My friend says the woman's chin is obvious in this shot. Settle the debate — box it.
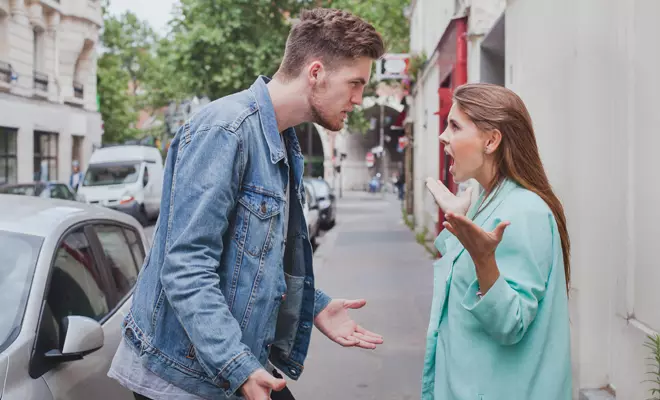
[451,173,466,184]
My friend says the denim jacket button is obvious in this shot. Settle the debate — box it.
[260,201,267,214]
[281,294,287,301]
[289,368,298,376]
[221,381,230,390]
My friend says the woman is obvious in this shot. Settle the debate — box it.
[421,83,571,400]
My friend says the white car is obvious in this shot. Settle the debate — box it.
[0,194,148,400]
[78,145,164,226]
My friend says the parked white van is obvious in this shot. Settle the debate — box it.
[77,146,163,225]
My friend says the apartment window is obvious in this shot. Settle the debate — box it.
[33,131,58,182]
[0,127,17,185]
[33,28,47,92]
[73,39,94,102]
[0,14,9,80]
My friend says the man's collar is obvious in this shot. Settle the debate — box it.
[250,75,303,164]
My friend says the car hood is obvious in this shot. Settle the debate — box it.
[0,353,7,399]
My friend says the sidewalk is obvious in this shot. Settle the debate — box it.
[287,191,435,400]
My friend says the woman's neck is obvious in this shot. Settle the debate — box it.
[475,162,499,195]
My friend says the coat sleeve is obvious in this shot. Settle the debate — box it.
[461,206,555,345]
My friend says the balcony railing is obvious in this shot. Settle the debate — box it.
[0,62,11,84]
[33,70,48,92]
[73,81,84,99]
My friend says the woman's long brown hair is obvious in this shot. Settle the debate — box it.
[453,83,571,293]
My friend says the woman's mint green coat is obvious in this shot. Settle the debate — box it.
[421,179,572,400]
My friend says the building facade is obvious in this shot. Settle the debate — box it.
[408,0,660,398]
[408,0,504,238]
[505,0,660,398]
[0,0,103,185]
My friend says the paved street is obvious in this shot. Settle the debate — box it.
[288,191,434,400]
[144,191,435,399]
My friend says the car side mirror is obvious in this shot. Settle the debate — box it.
[45,316,104,363]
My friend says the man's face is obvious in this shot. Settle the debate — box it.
[309,57,372,132]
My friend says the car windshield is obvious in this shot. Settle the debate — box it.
[0,230,42,353]
[0,185,44,197]
[84,163,141,186]
[308,179,330,198]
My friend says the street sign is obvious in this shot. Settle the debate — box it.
[366,152,375,167]
[376,53,410,81]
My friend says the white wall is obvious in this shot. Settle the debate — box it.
[409,0,455,238]
[467,0,506,83]
[0,92,102,182]
[411,63,440,237]
[506,0,660,398]
[409,0,504,237]
[410,0,456,57]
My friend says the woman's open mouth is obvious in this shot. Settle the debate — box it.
[447,152,455,174]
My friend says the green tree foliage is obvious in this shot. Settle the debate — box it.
[97,0,410,140]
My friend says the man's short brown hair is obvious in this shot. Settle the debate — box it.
[277,8,385,79]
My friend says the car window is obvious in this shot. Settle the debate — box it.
[93,225,139,299]
[0,185,41,196]
[84,162,141,186]
[38,187,51,198]
[123,227,145,269]
[310,179,330,198]
[51,184,75,200]
[0,231,42,353]
[48,228,110,328]
[142,166,149,186]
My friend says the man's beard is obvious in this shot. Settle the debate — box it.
[310,88,345,132]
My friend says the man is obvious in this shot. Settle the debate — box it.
[69,160,84,191]
[108,8,385,400]
[395,169,405,201]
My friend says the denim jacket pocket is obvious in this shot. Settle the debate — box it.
[235,189,282,258]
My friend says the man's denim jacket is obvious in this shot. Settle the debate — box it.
[121,76,332,399]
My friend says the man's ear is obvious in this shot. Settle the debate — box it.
[307,60,325,84]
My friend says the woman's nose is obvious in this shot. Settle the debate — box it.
[439,129,450,145]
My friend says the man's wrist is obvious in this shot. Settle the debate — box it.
[313,288,332,317]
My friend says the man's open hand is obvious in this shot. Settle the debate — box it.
[314,299,384,349]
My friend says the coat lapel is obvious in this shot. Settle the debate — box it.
[448,179,518,264]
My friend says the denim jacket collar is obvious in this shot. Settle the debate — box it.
[250,76,303,164]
